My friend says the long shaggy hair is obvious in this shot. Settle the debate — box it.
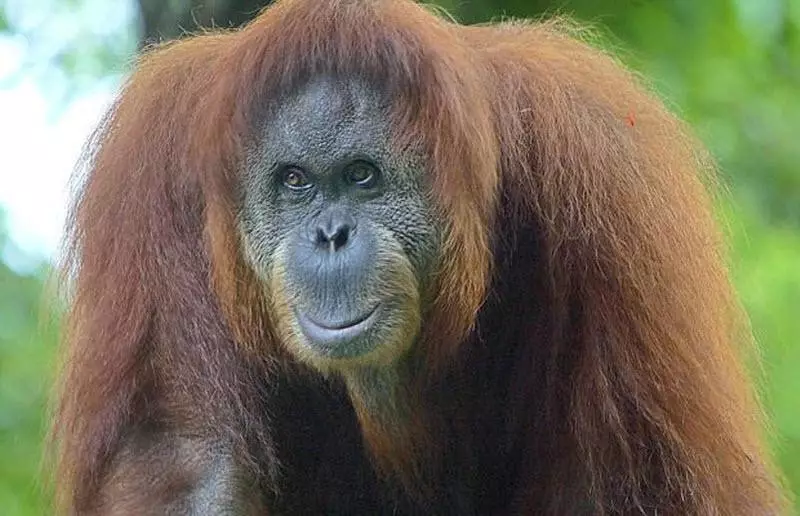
[51,0,786,513]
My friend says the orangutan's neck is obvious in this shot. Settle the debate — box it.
[340,360,435,495]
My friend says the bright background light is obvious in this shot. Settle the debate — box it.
[0,66,116,259]
[0,0,136,266]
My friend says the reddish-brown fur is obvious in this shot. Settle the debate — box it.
[52,0,787,513]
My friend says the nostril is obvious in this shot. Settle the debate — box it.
[315,224,351,251]
[332,226,349,250]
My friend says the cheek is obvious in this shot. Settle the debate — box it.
[236,168,296,270]
[237,200,286,278]
[372,191,441,286]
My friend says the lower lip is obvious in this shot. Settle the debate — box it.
[295,305,380,348]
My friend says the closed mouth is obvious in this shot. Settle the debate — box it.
[295,305,380,346]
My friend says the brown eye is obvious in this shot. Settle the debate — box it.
[346,161,377,187]
[282,166,311,190]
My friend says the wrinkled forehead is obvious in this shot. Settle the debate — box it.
[256,75,394,163]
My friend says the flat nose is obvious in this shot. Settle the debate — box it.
[314,210,356,252]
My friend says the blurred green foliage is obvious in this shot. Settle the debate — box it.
[726,201,800,509]
[0,225,58,515]
[0,0,798,514]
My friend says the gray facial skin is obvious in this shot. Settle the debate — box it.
[238,75,440,363]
